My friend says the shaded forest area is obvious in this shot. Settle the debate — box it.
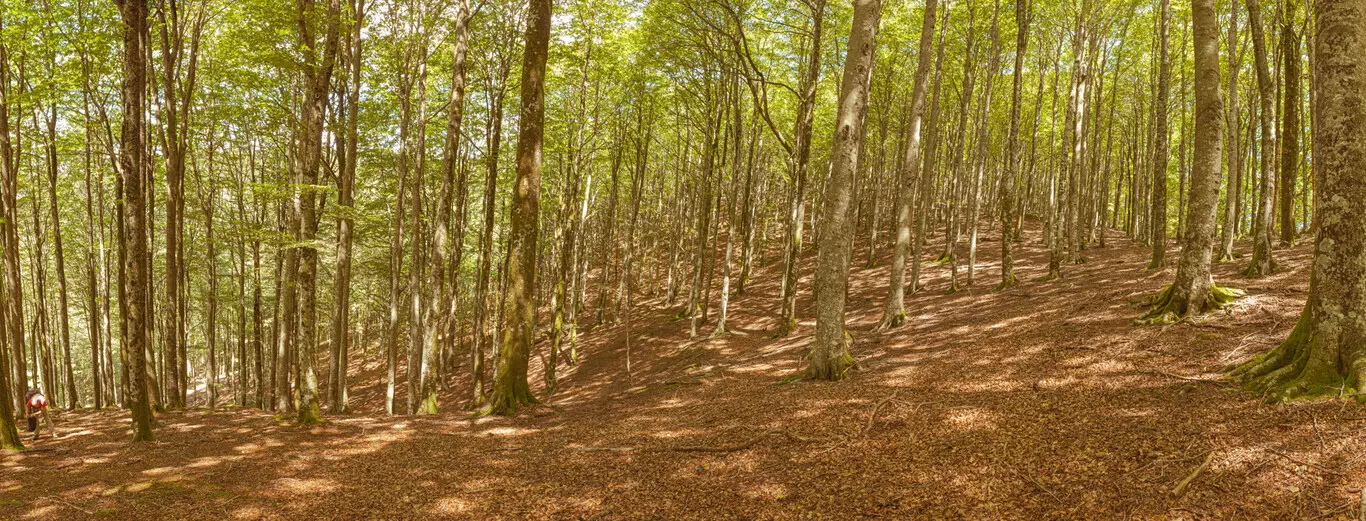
[4,0,1366,517]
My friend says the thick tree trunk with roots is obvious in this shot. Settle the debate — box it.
[485,0,549,416]
[1234,0,1366,399]
[1140,0,1242,324]
[999,0,1030,290]
[808,0,879,381]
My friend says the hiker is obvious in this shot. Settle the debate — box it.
[25,388,56,440]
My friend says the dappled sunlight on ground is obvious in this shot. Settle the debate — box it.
[0,221,1354,520]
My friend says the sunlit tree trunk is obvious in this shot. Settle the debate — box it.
[486,0,551,416]
[808,0,880,381]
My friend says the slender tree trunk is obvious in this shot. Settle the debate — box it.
[808,0,880,381]
[1278,0,1301,246]
[876,0,938,329]
[1245,0,1279,276]
[999,0,1030,289]
[778,0,825,336]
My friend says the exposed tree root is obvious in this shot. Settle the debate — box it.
[873,309,906,333]
[995,273,1019,291]
[1135,283,1244,325]
[1230,309,1362,402]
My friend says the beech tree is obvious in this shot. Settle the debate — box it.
[808,0,880,381]
[1234,0,1366,400]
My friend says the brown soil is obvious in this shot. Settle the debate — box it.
[4,222,1360,520]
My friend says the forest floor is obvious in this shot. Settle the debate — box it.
[5,220,1364,520]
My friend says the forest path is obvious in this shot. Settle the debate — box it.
[5,221,1362,520]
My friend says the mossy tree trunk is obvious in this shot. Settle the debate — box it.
[809,0,880,381]
[1141,0,1238,324]
[1234,0,1366,400]
[486,0,550,416]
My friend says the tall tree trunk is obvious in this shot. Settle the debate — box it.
[1141,0,1240,323]
[116,0,155,441]
[1278,0,1301,246]
[808,0,880,381]
[293,0,341,424]
[329,0,364,414]
[777,0,825,336]
[1244,0,1279,276]
[1220,0,1245,262]
[486,0,551,416]
[876,0,938,329]
[999,0,1030,290]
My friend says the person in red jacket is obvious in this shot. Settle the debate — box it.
[25,388,56,441]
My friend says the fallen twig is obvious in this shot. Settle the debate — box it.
[568,446,636,452]
[1266,448,1337,474]
[860,390,902,437]
[1172,452,1215,498]
[656,428,812,453]
[44,497,94,515]
[1140,369,1228,385]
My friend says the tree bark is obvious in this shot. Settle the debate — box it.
[116,0,155,441]
[486,0,551,416]
[1234,0,1366,399]
[809,0,880,381]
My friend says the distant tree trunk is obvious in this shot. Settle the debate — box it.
[116,0,155,441]
[329,0,365,414]
[384,150,405,415]
[198,148,219,408]
[486,0,551,416]
[420,0,467,414]
[967,0,1003,287]
[1234,0,1366,398]
[876,0,937,330]
[81,69,104,410]
[777,0,824,336]
[999,0,1030,290]
[1219,0,1244,262]
[1147,0,1172,269]
[405,38,430,416]
[912,5,950,293]
[1141,0,1240,323]
[1278,0,1301,246]
[808,0,880,381]
[472,50,510,409]
[1244,0,1278,276]
[41,102,76,409]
